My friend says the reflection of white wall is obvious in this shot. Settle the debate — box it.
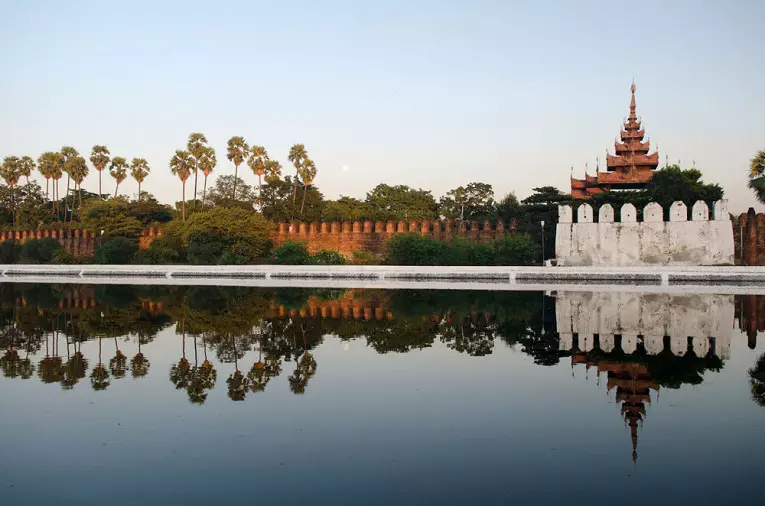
[555,292,734,358]
[555,201,734,266]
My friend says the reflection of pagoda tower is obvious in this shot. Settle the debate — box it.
[571,82,660,199]
[573,355,659,462]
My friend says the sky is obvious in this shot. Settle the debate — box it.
[1,0,763,212]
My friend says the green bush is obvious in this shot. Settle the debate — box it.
[272,242,312,265]
[311,250,348,265]
[20,238,63,264]
[134,236,182,264]
[384,233,539,266]
[51,249,85,264]
[183,207,272,258]
[492,235,538,265]
[187,231,228,265]
[0,239,21,264]
[93,237,139,264]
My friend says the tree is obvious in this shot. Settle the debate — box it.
[19,156,35,185]
[109,156,128,198]
[226,136,249,201]
[69,155,89,214]
[260,176,324,222]
[323,196,370,222]
[519,186,572,261]
[365,184,438,222]
[198,146,216,207]
[299,158,317,215]
[749,352,765,407]
[264,159,281,183]
[37,151,62,210]
[90,145,111,199]
[0,156,21,225]
[438,182,496,222]
[183,206,273,259]
[60,146,79,223]
[247,145,267,196]
[203,175,256,209]
[288,144,307,204]
[0,182,50,229]
[170,150,194,220]
[130,158,150,200]
[496,193,522,227]
[82,199,143,238]
[748,149,765,205]
[187,133,209,210]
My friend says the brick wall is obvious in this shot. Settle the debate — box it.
[733,209,765,265]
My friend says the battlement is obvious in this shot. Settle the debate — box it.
[556,200,734,266]
[273,219,515,258]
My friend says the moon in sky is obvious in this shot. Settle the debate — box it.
[341,165,350,172]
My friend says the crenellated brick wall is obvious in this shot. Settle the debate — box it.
[272,219,515,258]
[2,220,515,260]
[733,209,765,265]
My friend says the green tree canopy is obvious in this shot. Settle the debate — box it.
[365,184,438,222]
[438,182,496,222]
[322,196,370,222]
[260,176,324,222]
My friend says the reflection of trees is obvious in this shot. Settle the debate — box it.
[38,332,64,384]
[288,352,317,395]
[170,319,192,391]
[90,337,110,391]
[187,336,216,405]
[130,336,150,379]
[109,338,128,379]
[749,353,765,407]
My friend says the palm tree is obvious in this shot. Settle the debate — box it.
[170,150,194,220]
[264,159,282,183]
[226,136,249,201]
[288,144,307,204]
[60,146,79,223]
[0,156,21,225]
[49,153,64,217]
[109,156,128,198]
[37,151,62,209]
[749,150,765,204]
[89,145,110,199]
[69,155,89,214]
[198,146,216,207]
[130,158,150,201]
[247,145,267,196]
[18,156,35,185]
[187,133,208,210]
[299,158,317,215]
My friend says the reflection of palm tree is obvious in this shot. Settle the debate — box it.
[226,334,249,401]
[288,352,317,395]
[130,337,150,379]
[170,325,192,390]
[109,338,128,379]
[62,337,88,390]
[247,328,269,393]
[187,336,217,404]
[749,353,765,407]
[38,333,64,384]
[90,337,111,391]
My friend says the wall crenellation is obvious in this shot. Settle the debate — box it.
[556,200,734,266]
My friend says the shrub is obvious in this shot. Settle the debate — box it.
[134,236,181,265]
[384,233,540,266]
[19,238,63,264]
[492,234,538,266]
[186,230,229,265]
[82,199,143,238]
[93,237,139,264]
[51,249,85,265]
[384,234,451,266]
[0,239,21,264]
[311,250,348,265]
[352,250,381,265]
[272,242,311,265]
[183,207,272,258]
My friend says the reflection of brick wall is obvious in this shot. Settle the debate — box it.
[272,219,514,258]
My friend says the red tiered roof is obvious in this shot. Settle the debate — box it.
[570,82,659,199]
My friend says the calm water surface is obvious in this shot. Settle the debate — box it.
[0,284,762,506]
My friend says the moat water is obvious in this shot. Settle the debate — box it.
[0,284,762,506]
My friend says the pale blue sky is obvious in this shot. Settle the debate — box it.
[1,0,763,211]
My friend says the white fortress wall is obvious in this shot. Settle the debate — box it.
[555,200,734,266]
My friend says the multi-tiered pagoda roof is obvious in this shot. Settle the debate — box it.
[571,83,659,199]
